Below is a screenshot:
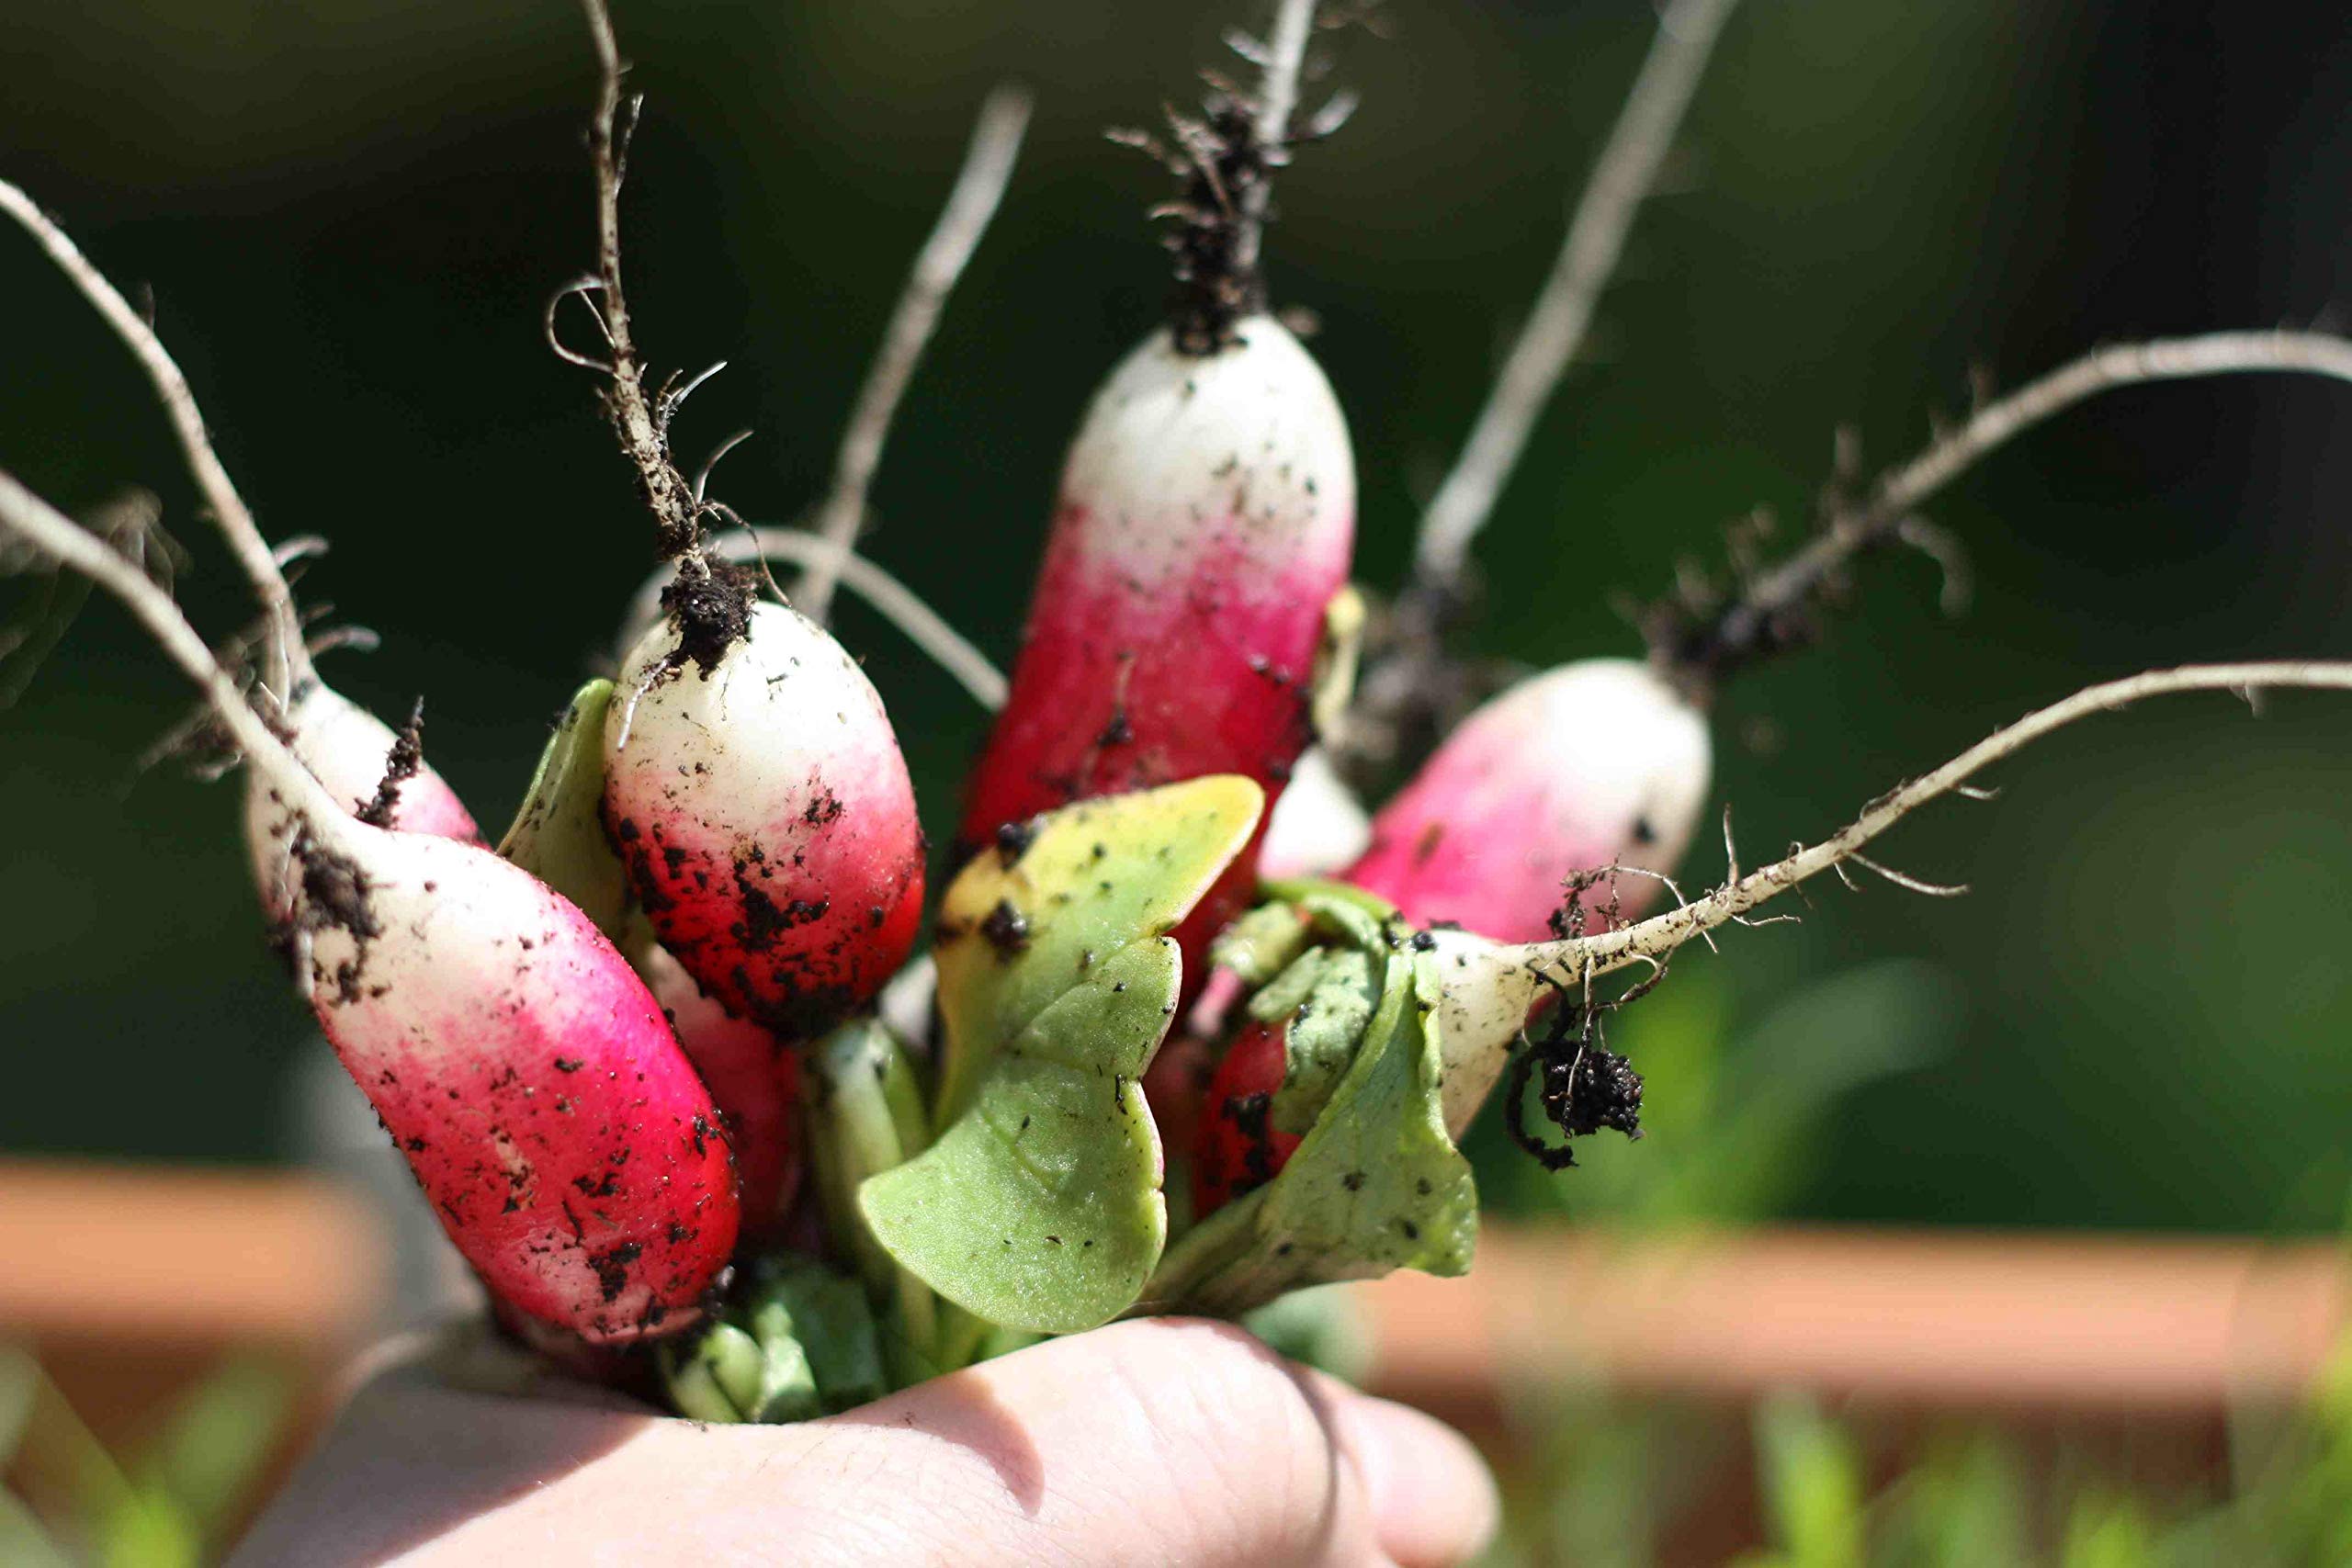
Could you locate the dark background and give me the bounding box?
[3,0,2348,1235]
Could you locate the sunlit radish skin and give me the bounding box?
[632,927,805,1234]
[1344,660,1712,942]
[243,682,478,915]
[285,819,739,1343]
[958,316,1355,963]
[604,601,925,1036]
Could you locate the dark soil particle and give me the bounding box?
[657,561,760,678]
[994,816,1041,867]
[290,837,383,1005]
[979,898,1031,956]
[590,1241,642,1303]
[355,698,426,829]
[731,873,828,953]
[803,790,844,827]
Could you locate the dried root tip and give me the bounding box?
[356,697,427,829]
[1155,96,1274,355]
[1127,0,1337,355]
[657,560,760,678]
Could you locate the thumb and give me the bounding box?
[811,1315,1498,1566]
[234,1316,1497,1567]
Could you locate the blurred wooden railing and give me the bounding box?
[4,1156,2346,1435]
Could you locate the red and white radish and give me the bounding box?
[604,600,925,1037]
[1344,659,1711,942]
[0,471,737,1345]
[957,315,1355,963]
[281,824,741,1342]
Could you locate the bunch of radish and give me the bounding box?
[7,0,2352,1426]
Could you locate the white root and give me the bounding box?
[0,467,342,827]
[1411,0,1742,595]
[0,178,309,697]
[797,85,1033,626]
[1228,0,1319,281]
[1710,332,2352,650]
[1426,660,2352,1134]
[1515,660,2352,978]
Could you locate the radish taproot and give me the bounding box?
[604,600,925,1037]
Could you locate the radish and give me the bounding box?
[1193,660,1708,1213]
[604,600,925,1036]
[956,314,1355,968]
[956,10,1357,975]
[0,470,738,1344]
[503,679,807,1234]
[1344,659,1712,941]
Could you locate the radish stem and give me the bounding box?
[1409,0,1742,600]
[0,466,340,826]
[0,178,308,695]
[797,85,1033,626]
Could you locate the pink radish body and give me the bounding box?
[1344,660,1712,941]
[262,809,740,1343]
[633,931,805,1234]
[958,316,1355,958]
[243,682,478,915]
[604,601,925,1036]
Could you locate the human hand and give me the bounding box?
[233,1316,1496,1566]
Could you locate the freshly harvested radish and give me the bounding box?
[283,827,741,1342]
[0,470,737,1344]
[604,601,925,1036]
[957,23,1357,976]
[956,315,1355,964]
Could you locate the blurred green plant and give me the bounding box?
[1468,957,1962,1225]
[0,1346,294,1567]
[1463,966,2352,1563]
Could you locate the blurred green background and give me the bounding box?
[3,0,2348,1238]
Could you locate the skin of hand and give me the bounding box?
[231,1316,1497,1567]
